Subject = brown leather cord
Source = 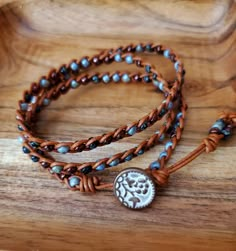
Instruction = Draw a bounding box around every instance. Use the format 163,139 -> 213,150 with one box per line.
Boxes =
16,43 -> 235,195
167,133 -> 224,175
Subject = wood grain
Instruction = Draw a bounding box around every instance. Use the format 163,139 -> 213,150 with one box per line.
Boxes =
0,0 -> 236,250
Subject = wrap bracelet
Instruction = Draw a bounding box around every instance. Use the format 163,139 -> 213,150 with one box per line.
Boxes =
16,43 -> 236,210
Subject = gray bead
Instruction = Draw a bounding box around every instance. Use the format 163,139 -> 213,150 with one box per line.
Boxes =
30,96 -> 37,104
127,126 -> 137,136
17,136 -> 25,143
70,62 -> 79,71
70,80 -> 79,89
112,73 -> 120,82
109,158 -> 119,166
43,98 -> 50,106
40,78 -> 50,88
57,146 -> 69,154
51,165 -> 63,174
69,176 -> 80,187
20,103 -> 28,111
81,58 -> 90,68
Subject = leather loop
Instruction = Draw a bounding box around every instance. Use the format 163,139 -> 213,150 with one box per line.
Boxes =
203,134 -> 222,153
79,175 -> 100,193
147,168 -> 169,186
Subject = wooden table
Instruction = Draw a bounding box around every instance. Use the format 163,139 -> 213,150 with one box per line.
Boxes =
0,0 -> 235,250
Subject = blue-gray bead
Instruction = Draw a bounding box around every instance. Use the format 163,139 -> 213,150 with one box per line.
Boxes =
30,96 -> 37,104
145,44 -> 152,51
176,112 -> 183,120
159,151 -> 168,159
18,136 -> 25,144
125,154 -> 133,161
69,176 -> 80,187
145,65 -> 151,73
127,126 -> 137,135
158,82 -> 164,91
114,54 -> 122,62
143,76 -> 150,83
96,163 -> 106,171
153,80 -> 164,91
43,98 -> 50,106
211,123 -> 222,130
153,80 -> 160,88
81,58 -> 90,68
222,129 -> 231,137
216,119 -> 225,126
167,101 -> 173,110
102,74 -> 110,83
122,74 -> 130,83
109,158 -> 119,166
112,73 -> 120,82
150,161 -> 160,170
40,78 -> 50,88
165,141 -> 173,150
136,44 -> 143,52
155,131 -> 165,141
70,80 -> 79,89
51,165 -> 63,174
70,62 -> 79,72
174,61 -> 180,71
125,55 -> 133,64
137,149 -> 144,155
20,103 -> 28,111
57,146 -> 69,154
92,75 -> 99,83
163,50 -> 170,58
211,120 -> 225,131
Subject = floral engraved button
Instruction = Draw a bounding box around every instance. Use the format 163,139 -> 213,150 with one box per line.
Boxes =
114,168 -> 156,209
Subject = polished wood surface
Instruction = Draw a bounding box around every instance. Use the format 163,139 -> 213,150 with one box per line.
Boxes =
0,0 -> 236,250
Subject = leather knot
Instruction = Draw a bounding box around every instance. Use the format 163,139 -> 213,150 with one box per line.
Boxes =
150,169 -> 169,186
80,175 -> 100,192
203,134 -> 221,153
